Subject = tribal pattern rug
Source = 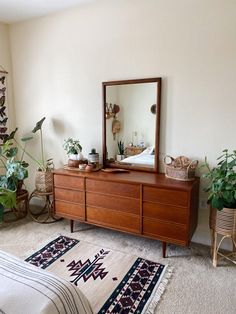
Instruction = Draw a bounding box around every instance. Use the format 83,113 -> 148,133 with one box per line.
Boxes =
26,236 -> 172,314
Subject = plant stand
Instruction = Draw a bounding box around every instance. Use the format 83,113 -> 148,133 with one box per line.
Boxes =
3,190 -> 29,223
209,207 -> 236,267
28,190 -> 61,224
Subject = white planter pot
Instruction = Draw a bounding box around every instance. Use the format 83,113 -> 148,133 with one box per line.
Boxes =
69,153 -> 83,161
117,154 -> 125,162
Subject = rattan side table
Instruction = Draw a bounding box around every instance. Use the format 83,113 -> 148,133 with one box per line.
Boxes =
28,190 -> 61,224
210,207 -> 236,267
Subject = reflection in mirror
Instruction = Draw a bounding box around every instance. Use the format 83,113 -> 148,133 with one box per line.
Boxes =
103,78 -> 161,172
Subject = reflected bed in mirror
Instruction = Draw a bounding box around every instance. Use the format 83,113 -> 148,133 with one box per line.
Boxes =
102,78 -> 161,172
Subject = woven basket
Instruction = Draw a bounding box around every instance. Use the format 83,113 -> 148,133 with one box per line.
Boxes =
164,155 -> 198,181
209,207 -> 236,236
35,170 -> 53,193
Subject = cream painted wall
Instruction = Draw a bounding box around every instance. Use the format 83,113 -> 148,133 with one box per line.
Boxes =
8,0 -> 236,248
0,23 -> 15,133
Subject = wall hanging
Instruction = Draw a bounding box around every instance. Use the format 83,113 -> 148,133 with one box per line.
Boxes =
0,66 -> 9,144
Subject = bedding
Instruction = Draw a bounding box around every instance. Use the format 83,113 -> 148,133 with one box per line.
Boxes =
120,147 -> 155,167
0,250 -> 93,314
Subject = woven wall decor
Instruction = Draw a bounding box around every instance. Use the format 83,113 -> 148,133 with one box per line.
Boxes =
0,66 -> 9,144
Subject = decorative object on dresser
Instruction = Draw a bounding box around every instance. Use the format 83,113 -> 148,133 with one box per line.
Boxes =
164,155 -> 198,181
88,148 -> 99,167
117,140 -> 125,161
103,78 -> 161,172
26,235 -> 172,314
53,169 -> 199,257
202,149 -> 236,267
63,137 -> 84,168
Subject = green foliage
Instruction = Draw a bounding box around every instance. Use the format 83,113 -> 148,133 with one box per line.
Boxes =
0,188 -> 16,221
0,140 -> 29,189
202,149 -> 236,210
117,141 -> 124,155
63,138 -> 82,155
0,188 -> 16,209
0,140 -> 28,213
6,118 -> 52,171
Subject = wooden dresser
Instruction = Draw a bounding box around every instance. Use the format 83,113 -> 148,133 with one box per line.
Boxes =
53,169 -> 199,257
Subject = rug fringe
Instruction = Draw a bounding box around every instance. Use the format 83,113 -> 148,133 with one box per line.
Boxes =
144,265 -> 174,314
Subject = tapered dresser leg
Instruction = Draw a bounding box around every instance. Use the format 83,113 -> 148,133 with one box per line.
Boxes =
70,220 -> 74,233
162,242 -> 167,258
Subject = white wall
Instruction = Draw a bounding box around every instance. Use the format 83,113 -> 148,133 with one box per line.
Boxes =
8,0 -> 236,248
118,83 -> 156,147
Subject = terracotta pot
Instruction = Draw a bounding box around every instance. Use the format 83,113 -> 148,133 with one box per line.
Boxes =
68,159 -> 80,167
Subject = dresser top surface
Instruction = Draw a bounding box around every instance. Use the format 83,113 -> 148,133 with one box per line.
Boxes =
54,169 -> 199,191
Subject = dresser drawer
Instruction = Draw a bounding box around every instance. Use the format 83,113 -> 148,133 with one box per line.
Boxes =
143,186 -> 188,207
87,206 -> 140,233
54,174 -> 84,190
87,193 -> 140,215
54,188 -> 85,204
143,202 -> 188,224
86,179 -> 140,199
54,200 -> 85,220
143,218 -> 187,243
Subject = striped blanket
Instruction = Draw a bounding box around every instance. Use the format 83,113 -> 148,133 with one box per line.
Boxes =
0,250 -> 93,314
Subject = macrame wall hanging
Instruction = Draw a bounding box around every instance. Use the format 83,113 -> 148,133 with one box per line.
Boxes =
0,66 -> 9,144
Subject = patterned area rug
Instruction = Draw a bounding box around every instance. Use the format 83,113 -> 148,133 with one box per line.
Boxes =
25,235 -> 172,314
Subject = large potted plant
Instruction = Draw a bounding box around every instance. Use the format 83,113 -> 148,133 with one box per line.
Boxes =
8,118 -> 53,193
31,117 -> 53,192
0,140 -> 29,222
202,149 -> 236,266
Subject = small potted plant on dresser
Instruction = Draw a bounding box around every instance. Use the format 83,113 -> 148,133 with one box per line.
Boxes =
202,149 -> 236,267
63,137 -> 83,167
117,140 -> 125,162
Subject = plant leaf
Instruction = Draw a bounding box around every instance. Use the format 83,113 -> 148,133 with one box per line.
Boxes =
32,117 -> 46,133
3,128 -> 18,143
21,135 -> 33,142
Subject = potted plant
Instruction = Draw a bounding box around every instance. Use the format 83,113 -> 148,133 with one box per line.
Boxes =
202,149 -> 236,266
202,149 -> 236,210
7,118 -> 53,193
117,141 -> 125,162
0,140 -> 29,223
63,137 -> 83,167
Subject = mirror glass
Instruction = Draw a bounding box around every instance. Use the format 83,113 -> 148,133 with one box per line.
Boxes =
103,78 -> 161,172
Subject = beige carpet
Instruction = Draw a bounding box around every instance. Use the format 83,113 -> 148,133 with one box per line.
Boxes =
0,217 -> 235,314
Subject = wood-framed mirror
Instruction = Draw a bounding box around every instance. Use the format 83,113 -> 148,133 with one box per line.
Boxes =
102,77 -> 161,173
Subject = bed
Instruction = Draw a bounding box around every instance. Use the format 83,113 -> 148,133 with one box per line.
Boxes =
0,250 -> 93,314
120,146 -> 155,167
